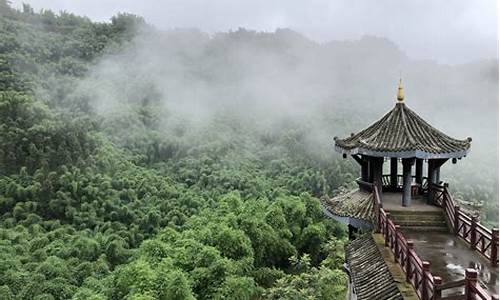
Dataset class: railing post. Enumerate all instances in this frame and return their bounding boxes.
[373,189,381,233]
[377,209,382,233]
[433,276,442,300]
[470,216,478,250]
[394,225,401,262]
[465,268,478,300]
[406,240,414,283]
[454,205,460,235]
[442,183,449,206]
[422,261,431,300]
[492,228,499,267]
[375,207,380,233]
[385,213,391,246]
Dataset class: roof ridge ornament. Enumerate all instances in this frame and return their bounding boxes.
[397,78,405,102]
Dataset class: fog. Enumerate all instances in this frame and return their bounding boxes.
[71,26,498,176]
[10,0,499,65]
[9,0,485,214]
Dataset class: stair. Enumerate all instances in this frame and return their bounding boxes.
[387,210,450,233]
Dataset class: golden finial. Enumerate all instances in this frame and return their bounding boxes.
[397,78,405,102]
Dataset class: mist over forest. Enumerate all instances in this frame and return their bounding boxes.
[76,24,499,213]
[0,2,497,299]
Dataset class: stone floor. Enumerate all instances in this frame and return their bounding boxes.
[403,230,499,296]
[381,192,442,212]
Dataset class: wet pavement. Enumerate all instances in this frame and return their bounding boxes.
[403,231,499,295]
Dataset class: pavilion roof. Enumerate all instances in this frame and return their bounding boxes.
[322,189,374,223]
[345,234,404,300]
[334,101,471,159]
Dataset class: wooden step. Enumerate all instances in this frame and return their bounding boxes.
[401,226,450,233]
[393,220,447,227]
[389,215,445,222]
[386,210,443,216]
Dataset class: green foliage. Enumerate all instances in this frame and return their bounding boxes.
[263,254,347,300]
[0,2,495,299]
[92,192,346,299]
[0,91,98,174]
[0,5,350,296]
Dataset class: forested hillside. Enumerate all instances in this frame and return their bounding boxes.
[0,2,497,299]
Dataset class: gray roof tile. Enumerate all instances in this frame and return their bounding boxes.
[346,234,404,300]
[322,189,374,222]
[335,103,471,159]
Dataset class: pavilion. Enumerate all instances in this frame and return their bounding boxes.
[334,80,471,208]
[325,81,498,300]
[322,80,471,232]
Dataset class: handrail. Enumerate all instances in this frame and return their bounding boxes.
[434,279,466,291]
[429,183,499,266]
[373,186,435,299]
[355,177,374,192]
[371,184,497,300]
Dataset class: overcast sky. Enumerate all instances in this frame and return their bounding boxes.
[10,0,499,65]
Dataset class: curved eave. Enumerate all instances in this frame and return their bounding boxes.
[334,144,470,159]
[322,205,374,229]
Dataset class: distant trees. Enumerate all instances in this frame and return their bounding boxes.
[0,92,98,174]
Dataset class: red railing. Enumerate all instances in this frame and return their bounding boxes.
[374,187,435,299]
[372,185,498,300]
[434,269,499,300]
[430,183,499,267]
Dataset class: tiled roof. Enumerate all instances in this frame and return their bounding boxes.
[346,234,404,300]
[322,189,374,223]
[334,103,471,159]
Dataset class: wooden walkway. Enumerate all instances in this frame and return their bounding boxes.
[404,230,499,296]
[372,183,499,300]
[377,192,498,294]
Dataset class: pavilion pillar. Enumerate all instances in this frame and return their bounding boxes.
[368,157,374,183]
[402,158,414,207]
[428,160,436,183]
[415,158,423,184]
[427,160,437,203]
[372,157,384,195]
[361,156,369,182]
[390,158,398,190]
[352,155,370,183]
[427,159,448,203]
